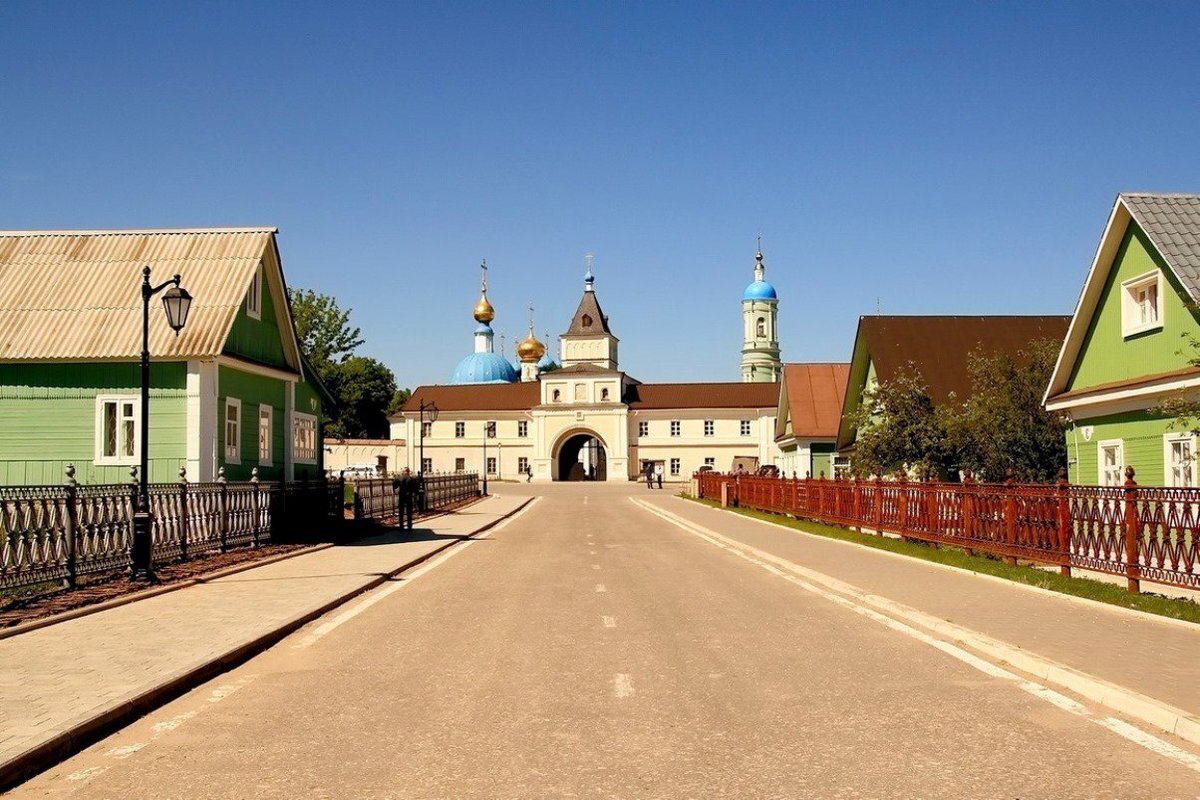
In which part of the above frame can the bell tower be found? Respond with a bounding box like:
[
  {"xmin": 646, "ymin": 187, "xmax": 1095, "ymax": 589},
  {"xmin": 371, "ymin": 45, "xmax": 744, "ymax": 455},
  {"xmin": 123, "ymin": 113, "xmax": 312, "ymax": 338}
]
[
  {"xmin": 560, "ymin": 256, "xmax": 619, "ymax": 371},
  {"xmin": 741, "ymin": 244, "xmax": 782, "ymax": 382}
]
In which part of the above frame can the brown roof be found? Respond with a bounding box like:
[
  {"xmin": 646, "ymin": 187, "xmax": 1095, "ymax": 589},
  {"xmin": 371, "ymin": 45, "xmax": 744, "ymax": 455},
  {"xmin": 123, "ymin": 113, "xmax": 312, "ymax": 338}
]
[
  {"xmin": 0, "ymin": 228, "xmax": 290, "ymax": 363},
  {"xmin": 859, "ymin": 315, "xmax": 1070, "ymax": 404},
  {"xmin": 563, "ymin": 289, "xmax": 614, "ymax": 336},
  {"xmin": 323, "ymin": 438, "xmax": 406, "ymax": 446},
  {"xmin": 778, "ymin": 363, "xmax": 850, "ymax": 438},
  {"xmin": 402, "ymin": 382, "xmax": 540, "ymax": 413},
  {"xmin": 625, "ymin": 382, "xmax": 779, "ymax": 410},
  {"xmin": 1047, "ymin": 365, "xmax": 1200, "ymax": 403}
]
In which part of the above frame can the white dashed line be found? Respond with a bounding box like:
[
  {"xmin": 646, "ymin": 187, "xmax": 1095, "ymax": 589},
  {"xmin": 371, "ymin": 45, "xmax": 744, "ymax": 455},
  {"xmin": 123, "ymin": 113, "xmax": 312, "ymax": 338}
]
[
  {"xmin": 591, "ymin": 563, "xmax": 601, "ymax": 570},
  {"xmin": 613, "ymin": 673, "xmax": 635, "ymax": 698},
  {"xmin": 601, "ymin": 616, "xmax": 617, "ymax": 628},
  {"xmin": 595, "ymin": 584, "xmax": 607, "ymax": 593}
]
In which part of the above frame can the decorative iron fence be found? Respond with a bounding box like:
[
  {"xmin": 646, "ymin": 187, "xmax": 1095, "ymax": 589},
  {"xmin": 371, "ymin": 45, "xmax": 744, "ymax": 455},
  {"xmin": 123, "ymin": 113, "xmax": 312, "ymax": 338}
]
[
  {"xmin": 1, "ymin": 468, "xmax": 340, "ymax": 593},
  {"xmin": 695, "ymin": 470, "xmax": 1200, "ymax": 592},
  {"xmin": 349, "ymin": 472, "xmax": 481, "ymax": 523}
]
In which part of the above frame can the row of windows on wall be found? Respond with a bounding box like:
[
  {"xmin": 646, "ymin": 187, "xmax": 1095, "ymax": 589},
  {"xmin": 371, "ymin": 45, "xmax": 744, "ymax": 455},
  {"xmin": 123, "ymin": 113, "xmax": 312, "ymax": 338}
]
[
  {"xmin": 423, "ymin": 420, "xmax": 528, "ymax": 438},
  {"xmin": 549, "ymin": 385, "xmax": 613, "ymax": 402},
  {"xmin": 96, "ymin": 395, "xmax": 317, "ymax": 467},
  {"xmin": 638, "ymin": 420, "xmax": 753, "ymax": 437},
  {"xmin": 1097, "ymin": 434, "xmax": 1196, "ymax": 487}
]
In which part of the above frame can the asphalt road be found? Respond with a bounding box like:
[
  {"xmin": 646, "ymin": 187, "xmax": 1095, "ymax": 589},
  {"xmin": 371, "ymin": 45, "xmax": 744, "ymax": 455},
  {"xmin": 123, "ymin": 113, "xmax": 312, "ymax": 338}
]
[{"xmin": 14, "ymin": 483, "xmax": 1200, "ymax": 799}]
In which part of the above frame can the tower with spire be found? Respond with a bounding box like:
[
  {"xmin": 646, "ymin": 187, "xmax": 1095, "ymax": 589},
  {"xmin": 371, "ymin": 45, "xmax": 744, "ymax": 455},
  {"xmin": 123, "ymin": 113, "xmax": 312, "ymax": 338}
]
[
  {"xmin": 450, "ymin": 260, "xmax": 519, "ymax": 384},
  {"xmin": 560, "ymin": 254, "xmax": 619, "ymax": 371},
  {"xmin": 741, "ymin": 242, "xmax": 782, "ymax": 382},
  {"xmin": 517, "ymin": 304, "xmax": 547, "ymax": 382}
]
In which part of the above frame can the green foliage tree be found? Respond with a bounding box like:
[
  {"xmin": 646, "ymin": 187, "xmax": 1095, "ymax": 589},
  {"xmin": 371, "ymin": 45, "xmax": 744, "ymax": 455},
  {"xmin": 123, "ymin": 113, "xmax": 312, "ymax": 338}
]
[
  {"xmin": 1158, "ymin": 332, "xmax": 1200, "ymax": 434},
  {"xmin": 848, "ymin": 364, "xmax": 952, "ymax": 478},
  {"xmin": 388, "ymin": 387, "xmax": 412, "ymax": 417},
  {"xmin": 323, "ymin": 357, "xmax": 397, "ymax": 439},
  {"xmin": 288, "ymin": 289, "xmax": 364, "ymax": 370},
  {"xmin": 953, "ymin": 338, "xmax": 1068, "ymax": 482}
]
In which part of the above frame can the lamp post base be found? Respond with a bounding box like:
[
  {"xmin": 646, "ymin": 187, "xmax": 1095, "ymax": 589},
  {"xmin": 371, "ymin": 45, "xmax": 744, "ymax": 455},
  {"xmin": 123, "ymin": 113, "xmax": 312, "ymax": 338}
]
[{"xmin": 129, "ymin": 510, "xmax": 159, "ymax": 583}]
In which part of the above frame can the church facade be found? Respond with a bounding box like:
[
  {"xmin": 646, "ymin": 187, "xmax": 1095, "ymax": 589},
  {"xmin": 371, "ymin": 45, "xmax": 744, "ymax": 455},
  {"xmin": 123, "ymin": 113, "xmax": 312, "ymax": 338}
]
[{"xmin": 392, "ymin": 253, "xmax": 786, "ymax": 482}]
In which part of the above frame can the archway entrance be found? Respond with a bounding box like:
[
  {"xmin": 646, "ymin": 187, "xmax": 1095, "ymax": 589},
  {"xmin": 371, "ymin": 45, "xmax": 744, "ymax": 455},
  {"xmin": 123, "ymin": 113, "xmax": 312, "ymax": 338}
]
[{"xmin": 555, "ymin": 432, "xmax": 608, "ymax": 481}]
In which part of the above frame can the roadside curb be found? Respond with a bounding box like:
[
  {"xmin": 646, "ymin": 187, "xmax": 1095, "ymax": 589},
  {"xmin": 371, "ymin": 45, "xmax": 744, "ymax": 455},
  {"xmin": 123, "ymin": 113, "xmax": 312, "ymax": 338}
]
[
  {"xmin": 639, "ymin": 498, "xmax": 1200, "ymax": 749},
  {"xmin": 0, "ymin": 496, "xmax": 532, "ymax": 793},
  {"xmin": 0, "ymin": 499, "xmax": 479, "ymax": 641}
]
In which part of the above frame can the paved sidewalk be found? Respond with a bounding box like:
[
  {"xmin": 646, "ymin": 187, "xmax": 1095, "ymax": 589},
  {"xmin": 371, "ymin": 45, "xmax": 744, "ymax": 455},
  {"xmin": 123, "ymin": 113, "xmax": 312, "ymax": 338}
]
[
  {"xmin": 644, "ymin": 495, "xmax": 1200, "ymax": 716},
  {"xmin": 0, "ymin": 493, "xmax": 527, "ymax": 787}
]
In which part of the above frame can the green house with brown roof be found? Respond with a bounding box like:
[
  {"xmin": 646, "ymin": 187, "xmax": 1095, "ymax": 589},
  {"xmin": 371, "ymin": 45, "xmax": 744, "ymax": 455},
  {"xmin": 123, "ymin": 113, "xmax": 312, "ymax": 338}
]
[
  {"xmin": 1045, "ymin": 193, "xmax": 1200, "ymax": 487},
  {"xmin": 0, "ymin": 228, "xmax": 330, "ymax": 485}
]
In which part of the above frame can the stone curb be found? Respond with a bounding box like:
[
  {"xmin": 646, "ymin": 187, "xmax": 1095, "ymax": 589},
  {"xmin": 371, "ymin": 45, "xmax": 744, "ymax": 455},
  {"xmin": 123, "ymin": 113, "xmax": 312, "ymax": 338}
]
[
  {"xmin": 646, "ymin": 498, "xmax": 1200, "ymax": 749},
  {"xmin": 0, "ymin": 496, "xmax": 531, "ymax": 793},
  {"xmin": 0, "ymin": 502, "xmax": 476, "ymax": 641}
]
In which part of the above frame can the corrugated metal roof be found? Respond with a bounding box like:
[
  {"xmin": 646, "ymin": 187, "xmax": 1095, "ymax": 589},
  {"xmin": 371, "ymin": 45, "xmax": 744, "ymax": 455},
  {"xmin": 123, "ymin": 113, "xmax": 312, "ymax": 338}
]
[
  {"xmin": 0, "ymin": 228, "xmax": 276, "ymax": 361},
  {"xmin": 779, "ymin": 363, "xmax": 850, "ymax": 438}
]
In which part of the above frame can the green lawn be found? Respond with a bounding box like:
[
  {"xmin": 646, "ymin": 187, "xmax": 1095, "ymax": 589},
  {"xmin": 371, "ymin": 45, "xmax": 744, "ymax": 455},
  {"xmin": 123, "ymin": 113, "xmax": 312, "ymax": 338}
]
[{"xmin": 684, "ymin": 496, "xmax": 1200, "ymax": 625}]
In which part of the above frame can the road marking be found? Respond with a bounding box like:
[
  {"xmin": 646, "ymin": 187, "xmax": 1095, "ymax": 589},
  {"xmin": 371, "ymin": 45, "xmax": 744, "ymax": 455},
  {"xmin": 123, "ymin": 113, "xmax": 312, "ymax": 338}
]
[
  {"xmin": 632, "ymin": 497, "xmax": 1200, "ymax": 774},
  {"xmin": 613, "ymin": 673, "xmax": 635, "ymax": 698},
  {"xmin": 294, "ymin": 498, "xmax": 540, "ymax": 650},
  {"xmin": 67, "ymin": 766, "xmax": 110, "ymax": 782},
  {"xmin": 591, "ymin": 563, "xmax": 601, "ymax": 570},
  {"xmin": 595, "ymin": 584, "xmax": 607, "ymax": 593},
  {"xmin": 601, "ymin": 615, "xmax": 616, "ymax": 628},
  {"xmin": 106, "ymin": 743, "xmax": 146, "ymax": 759}
]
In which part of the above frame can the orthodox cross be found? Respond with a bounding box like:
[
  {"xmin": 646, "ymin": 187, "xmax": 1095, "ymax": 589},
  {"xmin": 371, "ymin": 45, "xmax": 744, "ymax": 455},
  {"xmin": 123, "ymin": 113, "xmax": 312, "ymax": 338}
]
[
  {"xmin": 528, "ymin": 303, "xmax": 535, "ymax": 333},
  {"xmin": 585, "ymin": 252, "xmax": 594, "ymax": 271},
  {"xmin": 480, "ymin": 259, "xmax": 488, "ymax": 294}
]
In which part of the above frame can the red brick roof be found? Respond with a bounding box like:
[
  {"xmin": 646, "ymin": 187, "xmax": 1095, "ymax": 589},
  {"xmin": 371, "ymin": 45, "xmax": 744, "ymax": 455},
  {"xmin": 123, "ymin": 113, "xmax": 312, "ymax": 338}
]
[
  {"xmin": 779, "ymin": 363, "xmax": 850, "ymax": 438},
  {"xmin": 402, "ymin": 383, "xmax": 540, "ymax": 412},
  {"xmin": 625, "ymin": 382, "xmax": 779, "ymax": 409}
]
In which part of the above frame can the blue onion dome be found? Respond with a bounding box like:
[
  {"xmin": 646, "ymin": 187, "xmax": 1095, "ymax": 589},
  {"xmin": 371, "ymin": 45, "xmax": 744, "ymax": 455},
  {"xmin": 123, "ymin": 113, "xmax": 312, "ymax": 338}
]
[
  {"xmin": 744, "ymin": 280, "xmax": 778, "ymax": 300},
  {"xmin": 451, "ymin": 352, "xmax": 519, "ymax": 384}
]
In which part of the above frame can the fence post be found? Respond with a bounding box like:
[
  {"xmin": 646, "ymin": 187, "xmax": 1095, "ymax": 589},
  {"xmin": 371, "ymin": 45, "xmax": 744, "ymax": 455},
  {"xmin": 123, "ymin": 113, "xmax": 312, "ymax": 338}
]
[
  {"xmin": 251, "ymin": 467, "xmax": 261, "ymax": 547},
  {"xmin": 217, "ymin": 467, "xmax": 228, "ymax": 553},
  {"xmin": 64, "ymin": 464, "xmax": 78, "ymax": 589},
  {"xmin": 1003, "ymin": 468, "xmax": 1018, "ymax": 565},
  {"xmin": 1056, "ymin": 467, "xmax": 1071, "ymax": 577},
  {"xmin": 873, "ymin": 475, "xmax": 883, "ymax": 534},
  {"xmin": 128, "ymin": 466, "xmax": 139, "ymax": 571},
  {"xmin": 1123, "ymin": 466, "xmax": 1141, "ymax": 593},
  {"xmin": 961, "ymin": 468, "xmax": 974, "ymax": 556},
  {"xmin": 897, "ymin": 471, "xmax": 909, "ymax": 535},
  {"xmin": 338, "ymin": 471, "xmax": 346, "ymax": 521},
  {"xmin": 179, "ymin": 466, "xmax": 189, "ymax": 562}
]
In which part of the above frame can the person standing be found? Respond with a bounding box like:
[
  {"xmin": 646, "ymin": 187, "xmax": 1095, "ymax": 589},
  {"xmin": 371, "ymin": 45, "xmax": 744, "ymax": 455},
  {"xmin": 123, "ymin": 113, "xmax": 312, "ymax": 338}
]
[
  {"xmin": 644, "ymin": 461, "xmax": 654, "ymax": 488},
  {"xmin": 655, "ymin": 463, "xmax": 664, "ymax": 490}
]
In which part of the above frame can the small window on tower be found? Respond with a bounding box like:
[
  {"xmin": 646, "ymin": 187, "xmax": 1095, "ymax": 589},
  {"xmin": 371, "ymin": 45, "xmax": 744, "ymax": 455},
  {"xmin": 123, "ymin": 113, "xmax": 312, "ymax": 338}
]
[
  {"xmin": 582, "ymin": 314, "xmax": 593, "ymax": 328},
  {"xmin": 756, "ymin": 317, "xmax": 766, "ymax": 337}
]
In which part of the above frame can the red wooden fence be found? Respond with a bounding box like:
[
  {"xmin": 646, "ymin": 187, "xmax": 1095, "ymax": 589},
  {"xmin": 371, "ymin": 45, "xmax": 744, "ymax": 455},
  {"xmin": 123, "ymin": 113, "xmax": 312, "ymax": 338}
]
[{"xmin": 695, "ymin": 469, "xmax": 1200, "ymax": 592}]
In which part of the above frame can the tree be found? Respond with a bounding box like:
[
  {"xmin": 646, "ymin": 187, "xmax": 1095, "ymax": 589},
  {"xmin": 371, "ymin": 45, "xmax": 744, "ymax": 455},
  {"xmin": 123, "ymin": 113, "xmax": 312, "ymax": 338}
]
[
  {"xmin": 388, "ymin": 387, "xmax": 412, "ymax": 417},
  {"xmin": 952, "ymin": 339, "xmax": 1068, "ymax": 482},
  {"xmin": 1159, "ymin": 332, "xmax": 1200, "ymax": 434},
  {"xmin": 289, "ymin": 289, "xmax": 364, "ymax": 370},
  {"xmin": 848, "ymin": 364, "xmax": 952, "ymax": 478},
  {"xmin": 324, "ymin": 357, "xmax": 397, "ymax": 439}
]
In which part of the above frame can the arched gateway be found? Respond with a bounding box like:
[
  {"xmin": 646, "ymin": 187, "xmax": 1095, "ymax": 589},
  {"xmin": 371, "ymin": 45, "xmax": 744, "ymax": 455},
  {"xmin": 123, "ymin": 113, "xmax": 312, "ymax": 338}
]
[{"xmin": 553, "ymin": 430, "xmax": 608, "ymax": 481}]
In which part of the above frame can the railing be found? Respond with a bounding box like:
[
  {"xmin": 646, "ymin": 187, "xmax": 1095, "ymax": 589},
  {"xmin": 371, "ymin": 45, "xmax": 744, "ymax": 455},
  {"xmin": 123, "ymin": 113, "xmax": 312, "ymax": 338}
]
[
  {"xmin": 696, "ymin": 469, "xmax": 1200, "ymax": 592},
  {"xmin": 1, "ymin": 467, "xmax": 341, "ymax": 593},
  {"xmin": 347, "ymin": 472, "xmax": 481, "ymax": 523}
]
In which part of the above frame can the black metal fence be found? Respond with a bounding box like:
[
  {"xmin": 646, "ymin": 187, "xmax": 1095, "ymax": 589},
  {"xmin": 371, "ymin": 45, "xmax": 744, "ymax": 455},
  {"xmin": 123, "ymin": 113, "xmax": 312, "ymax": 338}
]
[
  {"xmin": 349, "ymin": 472, "xmax": 481, "ymax": 523},
  {"xmin": 1, "ymin": 467, "xmax": 340, "ymax": 593}
]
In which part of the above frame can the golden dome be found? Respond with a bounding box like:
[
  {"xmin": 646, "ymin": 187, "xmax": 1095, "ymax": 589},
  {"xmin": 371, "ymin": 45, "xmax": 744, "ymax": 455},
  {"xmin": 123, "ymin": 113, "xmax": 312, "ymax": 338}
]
[
  {"xmin": 516, "ymin": 331, "xmax": 546, "ymax": 362},
  {"xmin": 473, "ymin": 294, "xmax": 495, "ymax": 323}
]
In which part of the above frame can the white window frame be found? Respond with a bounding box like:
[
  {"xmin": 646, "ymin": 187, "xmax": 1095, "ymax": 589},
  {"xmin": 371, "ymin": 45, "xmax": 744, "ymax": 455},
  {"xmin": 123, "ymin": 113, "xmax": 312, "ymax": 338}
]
[
  {"xmin": 1163, "ymin": 433, "xmax": 1197, "ymax": 488},
  {"xmin": 455, "ymin": 421, "xmax": 465, "ymax": 438},
  {"xmin": 246, "ymin": 263, "xmax": 262, "ymax": 320},
  {"xmin": 703, "ymin": 420, "xmax": 715, "ymax": 437},
  {"xmin": 518, "ymin": 456, "xmax": 529, "ymax": 474},
  {"xmin": 638, "ymin": 421, "xmax": 649, "ymax": 437},
  {"xmin": 1098, "ymin": 439, "xmax": 1124, "ymax": 486},
  {"xmin": 258, "ymin": 404, "xmax": 273, "ymax": 466},
  {"xmin": 740, "ymin": 419, "xmax": 752, "ymax": 436},
  {"xmin": 421, "ymin": 421, "xmax": 432, "ymax": 438},
  {"xmin": 94, "ymin": 395, "xmax": 140, "ymax": 466},
  {"xmin": 486, "ymin": 457, "xmax": 497, "ymax": 475},
  {"xmin": 518, "ymin": 420, "xmax": 528, "ymax": 437},
  {"xmin": 486, "ymin": 421, "xmax": 497, "ymax": 438},
  {"xmin": 669, "ymin": 458, "xmax": 681, "ymax": 476},
  {"xmin": 455, "ymin": 457, "xmax": 466, "ymax": 472},
  {"xmin": 421, "ymin": 457, "xmax": 432, "ymax": 472},
  {"xmin": 670, "ymin": 420, "xmax": 681, "ymax": 437},
  {"xmin": 704, "ymin": 457, "xmax": 715, "ymax": 467},
  {"xmin": 1120, "ymin": 270, "xmax": 1163, "ymax": 337},
  {"xmin": 224, "ymin": 398, "xmax": 242, "ymax": 464},
  {"xmin": 292, "ymin": 412, "xmax": 318, "ymax": 464}
]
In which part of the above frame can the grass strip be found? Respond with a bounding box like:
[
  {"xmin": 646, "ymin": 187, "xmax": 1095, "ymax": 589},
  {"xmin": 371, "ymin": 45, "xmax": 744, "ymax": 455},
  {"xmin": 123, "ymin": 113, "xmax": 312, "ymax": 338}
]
[{"xmin": 684, "ymin": 495, "xmax": 1200, "ymax": 625}]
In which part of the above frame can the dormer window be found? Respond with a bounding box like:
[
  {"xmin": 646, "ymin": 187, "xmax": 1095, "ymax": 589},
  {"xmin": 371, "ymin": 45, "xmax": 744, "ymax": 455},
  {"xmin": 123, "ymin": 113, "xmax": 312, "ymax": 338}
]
[
  {"xmin": 582, "ymin": 314, "xmax": 593, "ymax": 328},
  {"xmin": 246, "ymin": 264, "xmax": 263, "ymax": 320},
  {"xmin": 1121, "ymin": 271, "xmax": 1163, "ymax": 337}
]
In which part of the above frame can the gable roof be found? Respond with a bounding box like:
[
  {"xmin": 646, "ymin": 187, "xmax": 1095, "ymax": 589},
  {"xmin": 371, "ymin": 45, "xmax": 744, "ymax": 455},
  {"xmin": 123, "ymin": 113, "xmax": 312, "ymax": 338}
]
[
  {"xmin": 838, "ymin": 314, "xmax": 1070, "ymax": 449},
  {"xmin": 0, "ymin": 227, "xmax": 301, "ymax": 369},
  {"xmin": 775, "ymin": 363, "xmax": 850, "ymax": 440},
  {"xmin": 1046, "ymin": 193, "xmax": 1200, "ymax": 403},
  {"xmin": 563, "ymin": 290, "xmax": 614, "ymax": 337},
  {"xmin": 624, "ymin": 381, "xmax": 779, "ymax": 410}
]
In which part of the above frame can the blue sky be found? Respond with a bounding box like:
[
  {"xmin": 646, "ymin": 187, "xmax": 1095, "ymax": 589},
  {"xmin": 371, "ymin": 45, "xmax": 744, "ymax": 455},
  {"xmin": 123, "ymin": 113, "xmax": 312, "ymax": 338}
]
[{"xmin": 4, "ymin": 1, "xmax": 1200, "ymax": 388}]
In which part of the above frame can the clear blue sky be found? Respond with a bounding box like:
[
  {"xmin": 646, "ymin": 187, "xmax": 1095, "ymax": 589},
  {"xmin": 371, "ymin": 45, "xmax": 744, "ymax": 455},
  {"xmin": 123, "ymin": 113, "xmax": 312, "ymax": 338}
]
[{"xmin": 4, "ymin": 1, "xmax": 1200, "ymax": 388}]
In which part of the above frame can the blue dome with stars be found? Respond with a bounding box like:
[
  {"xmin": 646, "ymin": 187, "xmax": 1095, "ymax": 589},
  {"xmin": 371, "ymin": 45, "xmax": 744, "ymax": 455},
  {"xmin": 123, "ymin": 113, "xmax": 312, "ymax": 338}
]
[{"xmin": 451, "ymin": 352, "xmax": 519, "ymax": 384}]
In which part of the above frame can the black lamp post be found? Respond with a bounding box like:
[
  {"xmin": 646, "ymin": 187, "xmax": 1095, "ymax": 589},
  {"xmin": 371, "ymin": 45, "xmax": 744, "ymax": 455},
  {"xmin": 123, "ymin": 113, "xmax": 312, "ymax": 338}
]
[
  {"xmin": 482, "ymin": 421, "xmax": 496, "ymax": 495},
  {"xmin": 131, "ymin": 266, "xmax": 193, "ymax": 581},
  {"xmin": 418, "ymin": 399, "xmax": 439, "ymax": 476}
]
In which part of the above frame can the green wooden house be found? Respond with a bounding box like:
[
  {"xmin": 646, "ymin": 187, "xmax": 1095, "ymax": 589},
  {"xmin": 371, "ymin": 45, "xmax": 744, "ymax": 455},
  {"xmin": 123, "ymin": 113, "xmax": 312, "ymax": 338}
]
[
  {"xmin": 1045, "ymin": 193, "xmax": 1200, "ymax": 487},
  {"xmin": 0, "ymin": 227, "xmax": 329, "ymax": 485}
]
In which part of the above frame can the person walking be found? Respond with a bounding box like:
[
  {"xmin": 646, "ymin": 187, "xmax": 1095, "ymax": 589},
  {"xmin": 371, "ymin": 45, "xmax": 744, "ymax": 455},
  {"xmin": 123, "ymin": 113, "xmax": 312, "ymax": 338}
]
[
  {"xmin": 655, "ymin": 463, "xmax": 664, "ymax": 490},
  {"xmin": 525, "ymin": 464, "xmax": 532, "ymax": 483},
  {"xmin": 644, "ymin": 461, "xmax": 655, "ymax": 489}
]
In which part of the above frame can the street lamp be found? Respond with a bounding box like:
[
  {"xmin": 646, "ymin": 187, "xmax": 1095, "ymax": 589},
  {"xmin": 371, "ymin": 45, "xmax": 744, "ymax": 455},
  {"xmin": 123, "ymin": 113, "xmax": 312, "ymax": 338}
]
[
  {"xmin": 482, "ymin": 421, "xmax": 496, "ymax": 495},
  {"xmin": 132, "ymin": 266, "xmax": 193, "ymax": 581},
  {"xmin": 418, "ymin": 399, "xmax": 439, "ymax": 476}
]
